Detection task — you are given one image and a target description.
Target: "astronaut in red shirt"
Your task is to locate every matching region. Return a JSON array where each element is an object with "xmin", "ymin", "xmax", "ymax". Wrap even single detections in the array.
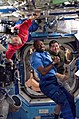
[{"xmin": 5, "ymin": 10, "xmax": 40, "ymax": 63}]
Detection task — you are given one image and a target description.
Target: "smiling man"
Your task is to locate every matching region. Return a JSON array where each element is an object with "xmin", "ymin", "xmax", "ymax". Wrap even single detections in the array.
[{"xmin": 30, "ymin": 40, "xmax": 76, "ymax": 119}]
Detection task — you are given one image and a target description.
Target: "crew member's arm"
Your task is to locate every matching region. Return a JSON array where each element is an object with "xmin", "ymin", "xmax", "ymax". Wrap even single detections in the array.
[
  {"xmin": 17, "ymin": 9, "xmax": 41, "ymax": 29},
  {"xmin": 56, "ymin": 73, "xmax": 68, "ymax": 81},
  {"xmin": 37, "ymin": 56, "xmax": 60, "ymax": 76},
  {"xmin": 37, "ymin": 63, "xmax": 54, "ymax": 76},
  {"xmin": 15, "ymin": 10, "xmax": 41, "ymax": 42},
  {"xmin": 6, "ymin": 10, "xmax": 41, "ymax": 62}
]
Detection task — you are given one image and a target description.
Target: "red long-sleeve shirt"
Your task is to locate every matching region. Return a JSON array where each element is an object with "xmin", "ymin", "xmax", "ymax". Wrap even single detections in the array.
[{"xmin": 6, "ymin": 19, "xmax": 32, "ymax": 59}]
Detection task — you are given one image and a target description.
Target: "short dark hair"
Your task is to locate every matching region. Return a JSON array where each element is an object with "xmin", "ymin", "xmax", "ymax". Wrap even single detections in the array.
[
  {"xmin": 49, "ymin": 40, "xmax": 59, "ymax": 47},
  {"xmin": 33, "ymin": 39, "xmax": 43, "ymax": 47},
  {"xmin": 33, "ymin": 40, "xmax": 39, "ymax": 47}
]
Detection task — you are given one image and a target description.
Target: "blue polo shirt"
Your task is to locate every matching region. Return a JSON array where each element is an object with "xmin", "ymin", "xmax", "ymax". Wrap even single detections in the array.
[{"xmin": 30, "ymin": 51, "xmax": 57, "ymax": 80}]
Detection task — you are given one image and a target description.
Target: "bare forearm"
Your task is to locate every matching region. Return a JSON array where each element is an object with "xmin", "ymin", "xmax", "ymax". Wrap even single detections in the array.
[
  {"xmin": 37, "ymin": 63, "xmax": 54, "ymax": 76},
  {"xmin": 56, "ymin": 73, "xmax": 63, "ymax": 79},
  {"xmin": 37, "ymin": 56, "xmax": 60, "ymax": 76},
  {"xmin": 56, "ymin": 73, "xmax": 68, "ymax": 81}
]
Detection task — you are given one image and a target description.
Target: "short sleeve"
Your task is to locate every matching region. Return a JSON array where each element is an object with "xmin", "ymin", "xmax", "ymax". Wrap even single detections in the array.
[{"xmin": 31, "ymin": 53, "xmax": 43, "ymax": 70}]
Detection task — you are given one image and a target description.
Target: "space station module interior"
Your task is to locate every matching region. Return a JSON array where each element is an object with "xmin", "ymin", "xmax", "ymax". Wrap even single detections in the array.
[{"xmin": 0, "ymin": 0, "xmax": 79, "ymax": 119}]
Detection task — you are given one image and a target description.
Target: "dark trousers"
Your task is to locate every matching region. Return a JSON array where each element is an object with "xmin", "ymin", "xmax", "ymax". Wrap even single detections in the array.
[{"xmin": 40, "ymin": 76, "xmax": 76, "ymax": 119}]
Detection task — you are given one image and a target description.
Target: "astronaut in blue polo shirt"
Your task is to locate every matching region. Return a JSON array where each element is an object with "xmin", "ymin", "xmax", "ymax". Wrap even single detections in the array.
[{"xmin": 30, "ymin": 40, "xmax": 76, "ymax": 119}]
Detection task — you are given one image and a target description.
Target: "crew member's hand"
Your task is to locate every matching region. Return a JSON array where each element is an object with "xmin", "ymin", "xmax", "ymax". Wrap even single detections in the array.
[
  {"xmin": 29, "ymin": 9, "xmax": 41, "ymax": 20},
  {"xmin": 6, "ymin": 58, "xmax": 14, "ymax": 66},
  {"xmin": 61, "ymin": 74, "xmax": 68, "ymax": 81},
  {"xmin": 56, "ymin": 73, "xmax": 68, "ymax": 81},
  {"xmin": 53, "ymin": 56, "xmax": 60, "ymax": 64}
]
